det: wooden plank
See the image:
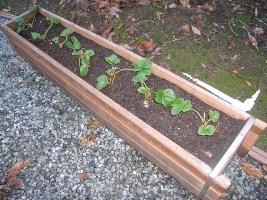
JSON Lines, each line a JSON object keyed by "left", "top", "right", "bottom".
{"left": 2, "top": 23, "right": 231, "bottom": 200}
{"left": 248, "top": 146, "right": 267, "bottom": 166}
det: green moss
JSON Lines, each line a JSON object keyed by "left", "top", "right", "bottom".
{"left": 113, "top": 17, "right": 129, "bottom": 43}
{"left": 150, "top": 26, "right": 169, "bottom": 45}
{"left": 256, "top": 133, "right": 267, "bottom": 151}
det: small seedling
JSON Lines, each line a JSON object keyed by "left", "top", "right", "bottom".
{"left": 66, "top": 36, "right": 81, "bottom": 54}
{"left": 79, "top": 49, "right": 95, "bottom": 77}
{"left": 132, "top": 59, "right": 152, "bottom": 84}
{"left": 97, "top": 54, "right": 135, "bottom": 90}
{"left": 15, "top": 17, "right": 28, "bottom": 33}
{"left": 138, "top": 82, "right": 152, "bottom": 101}
{"left": 52, "top": 28, "right": 74, "bottom": 48}
{"left": 191, "top": 109, "right": 220, "bottom": 136}
{"left": 155, "top": 89, "right": 192, "bottom": 114}
{"left": 31, "top": 16, "right": 60, "bottom": 40}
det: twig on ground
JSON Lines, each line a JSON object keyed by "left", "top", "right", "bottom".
{"left": 228, "top": 20, "right": 238, "bottom": 37}
{"left": 254, "top": 17, "right": 267, "bottom": 27}
{"left": 163, "top": 36, "right": 189, "bottom": 45}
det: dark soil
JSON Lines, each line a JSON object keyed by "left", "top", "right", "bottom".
{"left": 20, "top": 14, "right": 245, "bottom": 168}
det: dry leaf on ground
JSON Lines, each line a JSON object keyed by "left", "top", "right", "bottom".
{"left": 139, "top": 40, "right": 155, "bottom": 51}
{"left": 252, "top": 27, "right": 264, "bottom": 35}
{"left": 101, "top": 25, "right": 113, "bottom": 38}
{"left": 7, "top": 177, "right": 24, "bottom": 188}
{"left": 227, "top": 40, "right": 236, "bottom": 49}
{"left": 191, "top": 26, "right": 201, "bottom": 36}
{"left": 77, "top": 172, "right": 89, "bottom": 181}
{"left": 202, "top": 2, "right": 214, "bottom": 12}
{"left": 138, "top": 0, "right": 152, "bottom": 6}
{"left": 80, "top": 134, "right": 87, "bottom": 146}
{"left": 241, "top": 162, "right": 264, "bottom": 179}
{"left": 248, "top": 33, "right": 258, "bottom": 50}
{"left": 8, "top": 160, "right": 29, "bottom": 178}
{"left": 178, "top": 24, "right": 191, "bottom": 36}
{"left": 179, "top": 0, "right": 190, "bottom": 8}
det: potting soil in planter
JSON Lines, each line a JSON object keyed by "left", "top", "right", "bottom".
{"left": 20, "top": 14, "right": 245, "bottom": 167}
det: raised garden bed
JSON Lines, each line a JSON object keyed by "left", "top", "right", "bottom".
{"left": 1, "top": 8, "right": 266, "bottom": 200}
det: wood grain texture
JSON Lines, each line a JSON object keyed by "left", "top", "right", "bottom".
{"left": 4, "top": 8, "right": 267, "bottom": 199}
{"left": 248, "top": 146, "right": 267, "bottom": 166}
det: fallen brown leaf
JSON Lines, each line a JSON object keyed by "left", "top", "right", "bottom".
{"left": 77, "top": 172, "right": 89, "bottom": 181}
{"left": 139, "top": 40, "right": 155, "bottom": 51}
{"left": 88, "top": 23, "right": 96, "bottom": 33}
{"left": 138, "top": 0, "right": 151, "bottom": 6}
{"left": 8, "top": 160, "right": 29, "bottom": 178}
{"left": 191, "top": 26, "right": 201, "bottom": 36}
{"left": 97, "top": 0, "right": 110, "bottom": 9}
{"left": 252, "top": 27, "right": 264, "bottom": 35}
{"left": 80, "top": 134, "right": 87, "bottom": 147}
{"left": 109, "top": 6, "right": 122, "bottom": 17}
{"left": 89, "top": 133, "right": 96, "bottom": 142}
{"left": 202, "top": 2, "right": 215, "bottom": 12}
{"left": 155, "top": 12, "right": 164, "bottom": 20}
{"left": 241, "top": 162, "right": 264, "bottom": 179}
{"left": 7, "top": 177, "right": 24, "bottom": 188}
{"left": 101, "top": 25, "right": 113, "bottom": 38}
{"left": 248, "top": 33, "right": 258, "bottom": 50}
{"left": 89, "top": 119, "right": 101, "bottom": 130}
{"left": 179, "top": 0, "right": 190, "bottom": 8}
{"left": 178, "top": 24, "right": 191, "bottom": 37}
{"left": 227, "top": 40, "right": 236, "bottom": 49}
{"left": 245, "top": 80, "right": 252, "bottom": 87}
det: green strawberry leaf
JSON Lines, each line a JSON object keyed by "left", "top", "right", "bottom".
{"left": 171, "top": 106, "right": 181, "bottom": 115}
{"left": 73, "top": 50, "right": 83, "bottom": 56}
{"left": 138, "top": 86, "right": 150, "bottom": 94}
{"left": 105, "top": 54, "right": 120, "bottom": 65}
{"left": 51, "top": 37, "right": 59, "bottom": 44}
{"left": 31, "top": 32, "right": 44, "bottom": 40}
{"left": 132, "top": 72, "right": 148, "bottom": 84}
{"left": 46, "top": 16, "right": 60, "bottom": 25}
{"left": 96, "top": 75, "right": 109, "bottom": 90}
{"left": 181, "top": 100, "right": 192, "bottom": 112}
{"left": 83, "top": 49, "right": 95, "bottom": 61}
{"left": 66, "top": 36, "right": 81, "bottom": 50}
{"left": 80, "top": 64, "right": 88, "bottom": 77}
{"left": 197, "top": 125, "right": 216, "bottom": 136}
{"left": 208, "top": 110, "right": 220, "bottom": 123}
{"left": 155, "top": 90, "right": 164, "bottom": 104}
{"left": 60, "top": 28, "right": 74, "bottom": 37}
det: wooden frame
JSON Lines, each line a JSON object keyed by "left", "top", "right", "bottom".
{"left": 1, "top": 8, "right": 266, "bottom": 200}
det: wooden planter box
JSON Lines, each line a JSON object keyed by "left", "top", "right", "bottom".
{"left": 1, "top": 8, "right": 266, "bottom": 200}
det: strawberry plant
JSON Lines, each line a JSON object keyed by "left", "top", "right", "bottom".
{"left": 31, "top": 16, "right": 60, "bottom": 40}
{"left": 52, "top": 28, "right": 74, "bottom": 48}
{"left": 191, "top": 109, "right": 220, "bottom": 136}
{"left": 96, "top": 57, "right": 152, "bottom": 91}
{"left": 15, "top": 17, "right": 29, "bottom": 33}
{"left": 155, "top": 89, "right": 192, "bottom": 114}
{"left": 132, "top": 59, "right": 152, "bottom": 84}
{"left": 66, "top": 36, "right": 81, "bottom": 54}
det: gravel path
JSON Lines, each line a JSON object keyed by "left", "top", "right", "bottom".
{"left": 0, "top": 17, "right": 266, "bottom": 200}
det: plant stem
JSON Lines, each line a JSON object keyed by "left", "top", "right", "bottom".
{"left": 59, "top": 36, "right": 68, "bottom": 48}
{"left": 116, "top": 68, "right": 136, "bottom": 74}
{"left": 191, "top": 109, "right": 205, "bottom": 124}
{"left": 43, "top": 23, "right": 53, "bottom": 39}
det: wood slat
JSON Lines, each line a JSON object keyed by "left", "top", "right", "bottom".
{"left": 248, "top": 146, "right": 267, "bottom": 166}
